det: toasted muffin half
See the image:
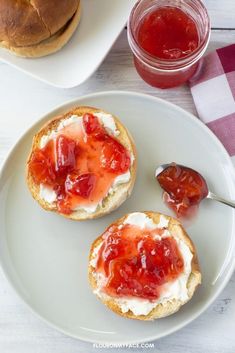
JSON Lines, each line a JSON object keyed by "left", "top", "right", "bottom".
{"left": 26, "top": 106, "right": 137, "bottom": 220}
{"left": 89, "top": 211, "right": 201, "bottom": 320}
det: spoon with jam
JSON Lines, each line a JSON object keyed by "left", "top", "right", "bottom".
{"left": 156, "top": 162, "right": 235, "bottom": 219}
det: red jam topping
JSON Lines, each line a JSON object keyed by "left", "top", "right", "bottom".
{"left": 55, "top": 135, "right": 76, "bottom": 174}
{"left": 95, "top": 223, "right": 184, "bottom": 300}
{"left": 137, "top": 7, "right": 199, "bottom": 60}
{"left": 157, "top": 163, "right": 208, "bottom": 218}
{"left": 132, "top": 6, "right": 200, "bottom": 88}
{"left": 28, "top": 114, "right": 131, "bottom": 214}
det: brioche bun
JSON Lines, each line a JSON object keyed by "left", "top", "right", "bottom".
{"left": 0, "top": 0, "right": 81, "bottom": 57}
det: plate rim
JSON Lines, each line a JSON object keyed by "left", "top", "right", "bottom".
{"left": 0, "top": 90, "right": 235, "bottom": 344}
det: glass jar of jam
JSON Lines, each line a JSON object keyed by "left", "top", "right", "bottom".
{"left": 127, "top": 0, "right": 210, "bottom": 88}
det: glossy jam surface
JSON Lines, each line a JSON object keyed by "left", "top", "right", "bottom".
{"left": 133, "top": 6, "right": 200, "bottom": 88}
{"left": 157, "top": 163, "right": 208, "bottom": 218}
{"left": 28, "top": 114, "right": 131, "bottom": 214}
{"left": 138, "top": 7, "right": 199, "bottom": 60}
{"left": 95, "top": 223, "right": 184, "bottom": 300}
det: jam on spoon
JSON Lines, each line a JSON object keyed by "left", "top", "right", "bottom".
{"left": 156, "top": 162, "right": 235, "bottom": 219}
{"left": 156, "top": 163, "right": 208, "bottom": 218}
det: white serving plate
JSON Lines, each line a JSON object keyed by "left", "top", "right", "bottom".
{"left": 0, "top": 91, "right": 235, "bottom": 344}
{"left": 0, "top": 0, "right": 136, "bottom": 88}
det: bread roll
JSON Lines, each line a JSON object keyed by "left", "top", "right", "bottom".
{"left": 0, "top": 0, "right": 81, "bottom": 57}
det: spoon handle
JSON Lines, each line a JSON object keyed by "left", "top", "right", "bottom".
{"left": 208, "top": 191, "right": 235, "bottom": 209}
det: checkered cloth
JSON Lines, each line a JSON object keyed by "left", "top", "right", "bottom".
{"left": 189, "top": 44, "right": 235, "bottom": 166}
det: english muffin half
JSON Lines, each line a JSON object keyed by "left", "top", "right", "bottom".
{"left": 27, "top": 106, "right": 136, "bottom": 220}
{"left": 89, "top": 211, "right": 201, "bottom": 320}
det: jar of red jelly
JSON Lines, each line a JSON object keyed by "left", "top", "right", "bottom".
{"left": 127, "top": 0, "right": 210, "bottom": 88}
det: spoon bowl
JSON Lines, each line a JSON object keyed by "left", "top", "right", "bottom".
{"left": 155, "top": 163, "right": 235, "bottom": 210}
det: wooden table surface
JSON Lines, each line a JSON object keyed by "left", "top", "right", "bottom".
{"left": 0, "top": 1, "right": 234, "bottom": 352}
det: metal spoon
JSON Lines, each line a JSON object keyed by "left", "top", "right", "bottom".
{"left": 155, "top": 163, "right": 235, "bottom": 209}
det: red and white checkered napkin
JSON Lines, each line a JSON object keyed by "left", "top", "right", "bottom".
{"left": 189, "top": 44, "right": 235, "bottom": 166}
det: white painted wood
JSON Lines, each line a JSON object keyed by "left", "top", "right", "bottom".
{"left": 204, "top": 0, "right": 235, "bottom": 29}
{"left": 0, "top": 8, "right": 235, "bottom": 353}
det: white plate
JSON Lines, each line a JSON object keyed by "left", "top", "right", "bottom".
{"left": 0, "top": 91, "right": 235, "bottom": 344}
{"left": 0, "top": 0, "right": 136, "bottom": 88}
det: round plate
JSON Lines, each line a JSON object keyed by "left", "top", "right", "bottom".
{"left": 0, "top": 91, "right": 235, "bottom": 344}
